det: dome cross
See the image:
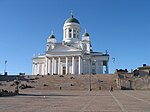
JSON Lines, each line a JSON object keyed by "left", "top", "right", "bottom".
{"left": 70, "top": 10, "right": 73, "bottom": 18}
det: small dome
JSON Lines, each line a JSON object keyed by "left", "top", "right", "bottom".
{"left": 82, "top": 32, "right": 90, "bottom": 37}
{"left": 65, "top": 16, "right": 80, "bottom": 24}
{"left": 49, "top": 34, "right": 55, "bottom": 39}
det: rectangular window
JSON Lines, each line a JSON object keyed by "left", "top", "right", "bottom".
{"left": 92, "top": 63, "right": 95, "bottom": 65}
{"left": 73, "top": 34, "right": 76, "bottom": 38}
{"left": 69, "top": 33, "right": 72, "bottom": 38}
{"left": 77, "top": 34, "right": 79, "bottom": 38}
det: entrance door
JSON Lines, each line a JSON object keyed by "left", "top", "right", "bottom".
{"left": 63, "top": 66, "right": 66, "bottom": 75}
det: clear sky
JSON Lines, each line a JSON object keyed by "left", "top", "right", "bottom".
{"left": 0, "top": 0, "right": 150, "bottom": 75}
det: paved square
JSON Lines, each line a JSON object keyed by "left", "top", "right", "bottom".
{"left": 0, "top": 90, "right": 150, "bottom": 112}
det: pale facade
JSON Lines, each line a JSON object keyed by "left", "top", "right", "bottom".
{"left": 32, "top": 15, "right": 109, "bottom": 75}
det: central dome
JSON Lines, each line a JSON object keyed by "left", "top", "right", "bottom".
{"left": 65, "top": 16, "right": 80, "bottom": 24}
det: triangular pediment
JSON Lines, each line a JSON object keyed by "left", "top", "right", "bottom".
{"left": 46, "top": 45, "right": 82, "bottom": 53}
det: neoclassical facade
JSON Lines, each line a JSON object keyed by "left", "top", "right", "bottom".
{"left": 32, "top": 15, "right": 109, "bottom": 75}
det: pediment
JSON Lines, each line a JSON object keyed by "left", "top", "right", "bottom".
{"left": 47, "top": 45, "right": 82, "bottom": 53}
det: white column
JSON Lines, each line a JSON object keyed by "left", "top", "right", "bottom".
{"left": 48, "top": 58, "right": 51, "bottom": 75}
{"left": 56, "top": 58, "right": 58, "bottom": 74}
{"left": 37, "top": 63, "right": 40, "bottom": 75}
{"left": 66, "top": 57, "right": 68, "bottom": 75}
{"left": 81, "top": 58, "right": 83, "bottom": 74}
{"left": 35, "top": 64, "right": 37, "bottom": 75}
{"left": 78, "top": 56, "right": 82, "bottom": 74}
{"left": 72, "top": 56, "right": 75, "bottom": 74}
{"left": 33, "top": 64, "right": 35, "bottom": 75}
{"left": 47, "top": 59, "right": 49, "bottom": 74}
{"left": 35, "top": 63, "right": 38, "bottom": 75}
{"left": 52, "top": 58, "right": 54, "bottom": 75}
{"left": 45, "top": 57, "right": 48, "bottom": 75}
{"left": 63, "top": 29, "right": 65, "bottom": 40}
{"left": 71, "top": 29, "right": 73, "bottom": 38}
{"left": 32, "top": 63, "right": 34, "bottom": 75}
{"left": 58, "top": 57, "right": 61, "bottom": 75}
{"left": 41, "top": 64, "right": 44, "bottom": 75}
{"left": 67, "top": 29, "right": 69, "bottom": 39}
{"left": 39, "top": 64, "right": 42, "bottom": 75}
{"left": 54, "top": 58, "right": 56, "bottom": 74}
{"left": 61, "top": 64, "right": 63, "bottom": 75}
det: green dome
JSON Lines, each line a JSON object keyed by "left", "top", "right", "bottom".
{"left": 82, "top": 32, "right": 90, "bottom": 37}
{"left": 49, "top": 34, "right": 55, "bottom": 39}
{"left": 65, "top": 16, "right": 80, "bottom": 24}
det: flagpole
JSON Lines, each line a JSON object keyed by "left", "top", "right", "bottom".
{"left": 4, "top": 60, "right": 7, "bottom": 75}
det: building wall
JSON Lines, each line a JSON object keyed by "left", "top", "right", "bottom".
{"left": 32, "top": 54, "right": 109, "bottom": 75}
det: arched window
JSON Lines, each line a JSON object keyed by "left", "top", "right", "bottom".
{"left": 77, "top": 30, "right": 79, "bottom": 38}
{"left": 69, "top": 29, "right": 72, "bottom": 38}
{"left": 73, "top": 29, "right": 76, "bottom": 38}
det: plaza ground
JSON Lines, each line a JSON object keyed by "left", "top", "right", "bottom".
{"left": 0, "top": 90, "right": 150, "bottom": 112}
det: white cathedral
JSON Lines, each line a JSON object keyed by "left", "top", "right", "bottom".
{"left": 32, "top": 15, "right": 109, "bottom": 75}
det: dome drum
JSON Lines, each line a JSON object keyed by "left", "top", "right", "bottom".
{"left": 63, "top": 16, "right": 81, "bottom": 43}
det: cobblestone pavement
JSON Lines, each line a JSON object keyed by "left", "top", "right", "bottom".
{"left": 0, "top": 90, "right": 150, "bottom": 112}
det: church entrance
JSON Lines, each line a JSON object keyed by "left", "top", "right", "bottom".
{"left": 63, "top": 66, "right": 66, "bottom": 75}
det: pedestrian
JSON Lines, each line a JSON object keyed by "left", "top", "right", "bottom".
{"left": 110, "top": 86, "right": 113, "bottom": 92}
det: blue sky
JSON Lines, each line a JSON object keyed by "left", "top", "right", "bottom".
{"left": 0, "top": 0, "right": 150, "bottom": 75}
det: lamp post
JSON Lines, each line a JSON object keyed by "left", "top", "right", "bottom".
{"left": 83, "top": 57, "right": 92, "bottom": 91}
{"left": 4, "top": 60, "right": 7, "bottom": 75}
{"left": 83, "top": 54, "right": 96, "bottom": 91}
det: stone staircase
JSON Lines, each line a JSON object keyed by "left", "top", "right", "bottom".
{"left": 0, "top": 74, "right": 118, "bottom": 91}
{"left": 22, "top": 74, "right": 118, "bottom": 91}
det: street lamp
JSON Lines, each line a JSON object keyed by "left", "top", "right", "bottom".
{"left": 83, "top": 55, "right": 96, "bottom": 91}
{"left": 4, "top": 60, "right": 7, "bottom": 75}
{"left": 83, "top": 57, "right": 92, "bottom": 91}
